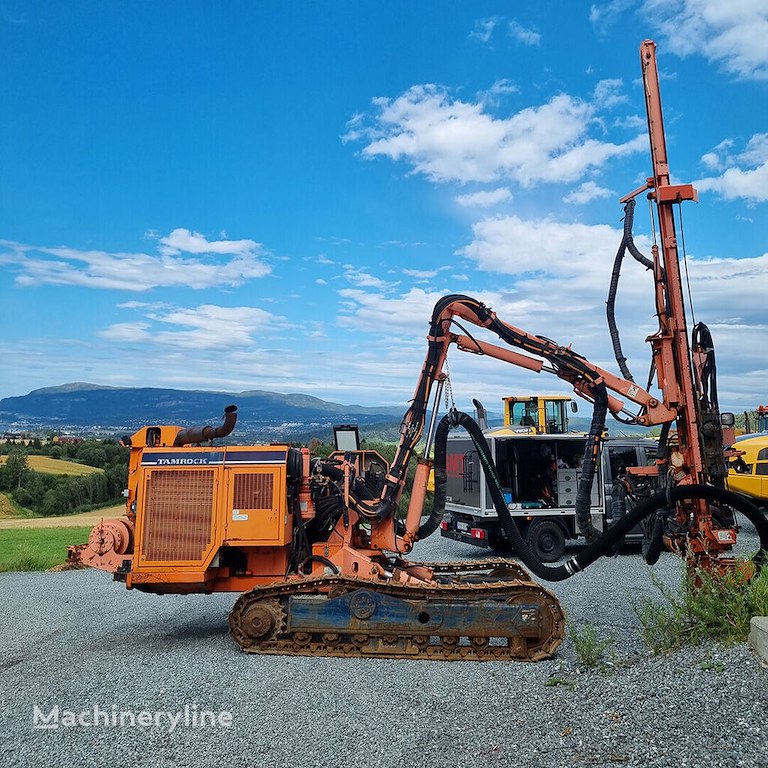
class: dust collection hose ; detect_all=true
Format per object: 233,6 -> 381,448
432,411 -> 768,582
416,411 -> 457,539
574,382 -> 607,544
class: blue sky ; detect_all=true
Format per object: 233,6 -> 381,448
1,1 -> 767,415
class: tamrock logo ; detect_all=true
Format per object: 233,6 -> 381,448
156,457 -> 209,466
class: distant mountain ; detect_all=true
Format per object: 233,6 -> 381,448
0,383 -> 405,441
0,383 -> 654,443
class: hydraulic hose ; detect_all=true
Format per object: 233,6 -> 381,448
434,410 -> 768,582
641,510 -> 667,565
606,198 -> 655,384
574,382 -> 607,543
416,410 -> 457,539
607,222 -> 633,382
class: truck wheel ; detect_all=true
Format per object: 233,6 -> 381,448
526,520 -> 566,563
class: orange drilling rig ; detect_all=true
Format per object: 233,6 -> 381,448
71,41 -> 768,660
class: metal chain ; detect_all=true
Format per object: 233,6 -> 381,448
443,360 -> 456,411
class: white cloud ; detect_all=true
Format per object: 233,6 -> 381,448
338,287 -> 446,331
344,86 -> 645,186
1,229 -> 271,291
508,20 -> 541,46
593,79 -> 627,109
314,236 -> 351,247
695,133 -> 768,202
459,215 -> 641,277
455,188 -> 513,208
590,1 -> 638,35
678,253 -> 768,321
402,268 -> 439,279
643,0 -> 768,81
696,164 -> 768,203
156,228 -> 261,256
379,240 -> 426,248
469,17 -> 499,44
699,137 -> 735,171
613,114 -> 645,131
100,322 -> 150,342
487,79 -> 519,97
116,300 -> 159,309
343,265 -> 398,290
740,132 -> 768,165
563,181 -> 615,205
101,304 -> 288,350
329,223 -> 768,412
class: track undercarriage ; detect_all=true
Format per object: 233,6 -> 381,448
229,559 -> 565,661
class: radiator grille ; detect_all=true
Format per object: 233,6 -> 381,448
143,470 -> 214,562
233,473 -> 274,510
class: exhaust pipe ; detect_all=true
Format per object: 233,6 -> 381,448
173,404 -> 238,446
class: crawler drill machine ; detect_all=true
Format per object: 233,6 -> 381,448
71,41 -> 768,660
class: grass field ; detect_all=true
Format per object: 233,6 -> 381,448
0,504 -> 124,529
0,501 -> 124,572
0,455 -> 102,476
0,493 -> 18,518
0,526 -> 93,572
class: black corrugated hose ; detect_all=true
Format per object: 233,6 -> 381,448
574,382 -> 607,544
416,409 -> 458,539
606,198 -> 655,383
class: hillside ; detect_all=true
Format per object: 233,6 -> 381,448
0,383 -> 654,443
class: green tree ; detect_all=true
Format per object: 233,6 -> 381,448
106,464 -> 128,497
4,450 -> 29,490
47,445 -> 63,459
75,442 -> 108,468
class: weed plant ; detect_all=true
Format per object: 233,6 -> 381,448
635,559 -> 768,653
568,621 -> 614,668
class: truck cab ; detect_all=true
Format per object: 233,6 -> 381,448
439,396 -> 657,561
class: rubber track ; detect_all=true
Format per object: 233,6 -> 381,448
229,560 -> 565,662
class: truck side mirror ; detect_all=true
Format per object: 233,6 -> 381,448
720,412 -> 735,427
570,401 -> 578,413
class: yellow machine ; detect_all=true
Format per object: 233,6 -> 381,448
726,405 -> 768,506
728,435 -> 768,506
502,395 -> 573,434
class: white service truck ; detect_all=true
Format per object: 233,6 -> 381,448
439,395 -> 657,561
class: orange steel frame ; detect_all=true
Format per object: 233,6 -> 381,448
635,40 -> 733,558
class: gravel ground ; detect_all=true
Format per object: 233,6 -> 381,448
1,524 -> 767,768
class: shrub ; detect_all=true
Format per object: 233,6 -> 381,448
635,559 -> 768,653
